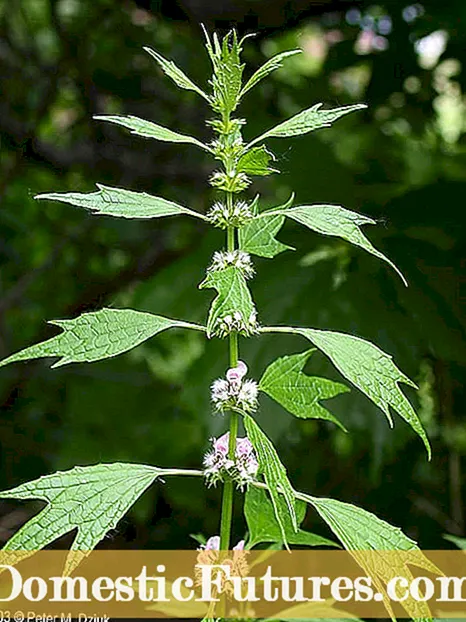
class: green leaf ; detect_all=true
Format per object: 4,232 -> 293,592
35,184 -> 207,220
199,267 -> 257,338
244,415 -> 298,547
300,493 -> 419,550
0,463 -> 162,570
0,308 -> 203,368
237,145 -> 278,176
249,103 -> 367,147
206,30 -> 244,114
259,350 -> 349,431
280,204 -> 406,285
94,114 -> 211,152
297,492 -> 437,620
245,486 -> 337,549
238,196 -> 295,258
266,327 -> 430,458
143,46 -> 210,101
443,534 -> 466,549
241,50 -> 302,95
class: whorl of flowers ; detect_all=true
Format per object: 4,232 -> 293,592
203,430 -> 259,489
210,361 -> 259,415
196,535 -> 249,595
214,308 -> 259,338
207,199 -> 254,228
207,250 -> 255,279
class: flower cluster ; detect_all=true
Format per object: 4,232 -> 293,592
210,361 -> 259,414
196,535 -> 249,596
214,308 -> 259,338
199,535 -> 245,551
207,199 -> 254,228
209,170 -> 251,194
203,430 -> 259,489
207,250 -> 255,279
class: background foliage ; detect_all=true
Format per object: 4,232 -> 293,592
0,0 -> 465,551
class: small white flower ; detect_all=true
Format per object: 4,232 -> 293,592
203,432 -> 259,488
207,199 -> 254,228
238,379 -> 259,412
214,308 -> 260,338
207,250 -> 255,279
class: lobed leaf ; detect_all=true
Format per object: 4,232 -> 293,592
199,266 -> 257,338
244,415 -> 298,547
144,46 -> 210,101
265,327 -> 430,458
241,50 -> 302,95
245,486 -> 336,549
236,145 -> 278,176
94,114 -> 211,152
0,308 -> 203,368
249,103 -> 367,147
36,184 -> 207,221
0,463 -> 163,572
259,350 -> 349,430
279,204 -> 406,285
238,195 -> 294,258
298,492 -> 438,620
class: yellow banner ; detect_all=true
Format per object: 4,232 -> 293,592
0,550 -> 465,619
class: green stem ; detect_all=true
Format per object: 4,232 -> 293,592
219,222 -> 239,551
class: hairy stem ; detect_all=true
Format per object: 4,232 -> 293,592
219,218 -> 239,550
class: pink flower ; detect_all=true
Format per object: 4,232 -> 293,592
199,536 -> 245,551
203,432 -> 259,488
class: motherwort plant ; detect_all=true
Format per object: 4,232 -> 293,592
0,30 -> 432,611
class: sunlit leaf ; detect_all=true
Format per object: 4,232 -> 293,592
0,308 -> 203,368
264,327 -> 431,458
144,46 -> 210,101
249,103 -> 367,147
298,491 -> 437,620
0,463 -> 163,572
276,204 -> 406,285
94,114 -> 211,151
36,184 -> 207,220
241,50 -> 302,95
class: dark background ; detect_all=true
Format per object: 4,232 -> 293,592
0,0 -> 465,551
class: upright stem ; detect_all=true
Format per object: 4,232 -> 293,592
219,219 -> 239,550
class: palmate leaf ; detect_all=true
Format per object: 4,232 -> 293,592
0,463 -> 163,572
0,308 -> 204,368
143,46 -> 210,102
244,415 -> 298,547
259,350 -> 349,431
94,114 -> 212,152
36,184 -> 207,221
297,491 -> 438,620
238,195 -> 294,258
245,486 -> 336,549
199,267 -> 257,338
236,145 -> 278,176
264,327 -> 431,458
241,50 -> 302,95
275,204 -> 407,285
249,103 -> 367,147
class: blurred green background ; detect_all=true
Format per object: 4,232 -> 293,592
0,0 -> 465,551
